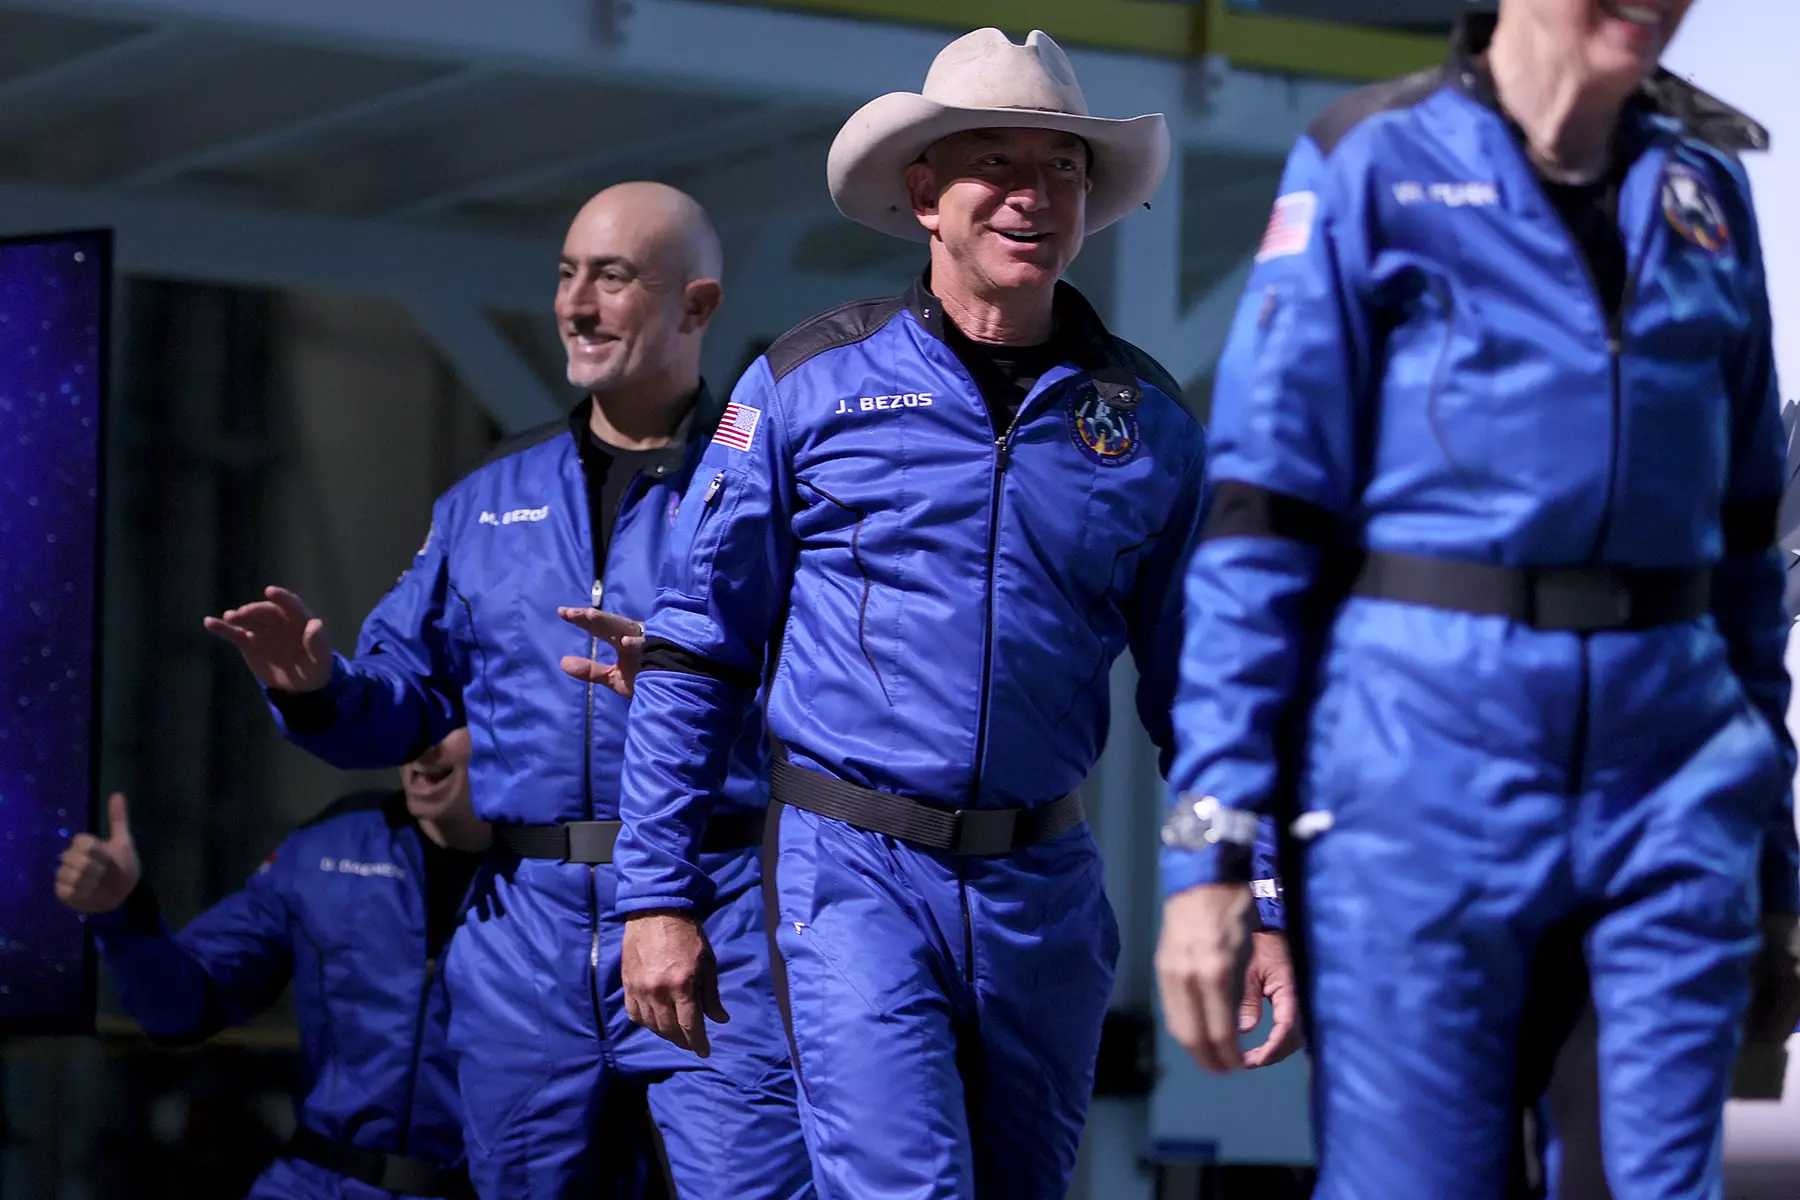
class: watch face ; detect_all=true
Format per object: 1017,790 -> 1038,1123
1160,796 -> 1211,850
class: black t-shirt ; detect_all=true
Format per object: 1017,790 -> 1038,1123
418,832 -> 481,960
944,317 -> 1074,434
582,429 -> 665,576
1541,172 -> 1629,329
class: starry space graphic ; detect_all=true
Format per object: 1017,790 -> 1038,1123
0,230 -> 107,1029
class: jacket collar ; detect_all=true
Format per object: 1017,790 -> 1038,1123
905,270 -> 1145,410
565,382 -> 719,481
1446,11 -> 1767,154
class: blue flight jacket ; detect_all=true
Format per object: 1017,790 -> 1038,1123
264,394 -> 767,830
90,791 -> 467,1169
616,276 -> 1283,925
1161,31 -> 1800,912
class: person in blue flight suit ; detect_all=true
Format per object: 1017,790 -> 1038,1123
55,729 -> 486,1200
608,29 -> 1299,1200
201,184 -> 813,1199
1155,3 -> 1800,1198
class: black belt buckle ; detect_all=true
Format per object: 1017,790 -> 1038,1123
566,821 -> 622,864
952,808 -> 1019,856
1534,567 -> 1633,631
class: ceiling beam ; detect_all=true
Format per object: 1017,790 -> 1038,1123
0,0 -> 1182,118
386,101 -> 816,220
0,177 -> 552,310
0,25 -> 186,112
112,64 -> 499,190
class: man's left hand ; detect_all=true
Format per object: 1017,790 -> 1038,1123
1158,882 -> 1257,1074
1238,929 -> 1303,1068
621,910 -> 730,1058
558,608 -> 646,698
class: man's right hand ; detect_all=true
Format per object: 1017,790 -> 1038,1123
203,586 -> 335,692
621,910 -> 729,1058
55,793 -> 141,915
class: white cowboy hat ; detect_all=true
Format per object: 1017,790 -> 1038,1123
827,28 -> 1171,242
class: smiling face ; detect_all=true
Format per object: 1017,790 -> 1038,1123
1510,0 -> 1696,84
553,183 -> 723,397
905,127 -> 1091,303
400,727 -> 473,825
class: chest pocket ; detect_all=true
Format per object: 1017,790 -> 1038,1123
668,466 -> 740,601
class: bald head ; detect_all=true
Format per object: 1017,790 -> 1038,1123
556,181 -> 725,405
568,181 -> 723,287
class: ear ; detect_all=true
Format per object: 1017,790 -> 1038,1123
681,278 -> 724,333
905,159 -> 941,236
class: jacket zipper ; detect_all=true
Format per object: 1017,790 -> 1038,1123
1507,134 -> 1659,794
970,412 -> 1026,803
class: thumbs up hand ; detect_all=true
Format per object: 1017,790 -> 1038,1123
55,793 -> 142,915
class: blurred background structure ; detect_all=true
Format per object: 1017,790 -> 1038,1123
28,0 -> 1793,1196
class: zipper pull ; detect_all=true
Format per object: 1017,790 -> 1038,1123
591,579 -> 604,607
995,436 -> 1011,472
703,472 -> 725,504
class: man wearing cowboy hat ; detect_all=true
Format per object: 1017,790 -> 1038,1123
608,28 -> 1299,1197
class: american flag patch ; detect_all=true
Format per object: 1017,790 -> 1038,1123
1256,191 -> 1317,263
712,401 -> 762,452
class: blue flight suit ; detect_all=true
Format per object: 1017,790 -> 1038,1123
90,791 -> 470,1199
266,396 -> 811,1199
1163,16 -> 1798,1200
615,278 -> 1273,1198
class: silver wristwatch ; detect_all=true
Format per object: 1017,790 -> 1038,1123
1159,793 -> 1259,851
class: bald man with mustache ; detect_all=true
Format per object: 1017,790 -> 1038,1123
206,183 -> 813,1200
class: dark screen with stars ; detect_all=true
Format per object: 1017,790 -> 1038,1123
0,230 -> 107,1030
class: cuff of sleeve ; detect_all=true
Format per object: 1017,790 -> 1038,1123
90,880 -> 164,939
614,893 -> 704,917
1160,842 -> 1253,899
1253,880 -> 1287,932
266,659 -> 348,735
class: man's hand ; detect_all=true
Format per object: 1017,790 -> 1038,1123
621,910 -> 729,1057
55,793 -> 141,915
1238,930 -> 1304,1068
558,608 -> 646,699
1745,912 -> 1800,1044
203,586 -> 335,692
1158,882 -> 1258,1074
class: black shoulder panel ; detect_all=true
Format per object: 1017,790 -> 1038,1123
458,416 -> 568,485
766,295 -> 908,384
1643,70 -> 1769,154
1307,67 -> 1445,158
298,789 -> 403,831
1111,337 -> 1186,411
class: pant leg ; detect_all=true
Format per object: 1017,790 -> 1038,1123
647,1057 -> 815,1200
1582,701 -> 1772,1200
766,802 -> 973,1200
446,857 -> 612,1199
1297,612 -> 1576,1200
614,847 -> 814,1200
963,825 -> 1119,1199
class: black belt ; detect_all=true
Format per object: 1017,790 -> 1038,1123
1351,552 -> 1711,632
496,812 -> 765,864
286,1126 -> 472,1199
770,758 -> 1083,856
